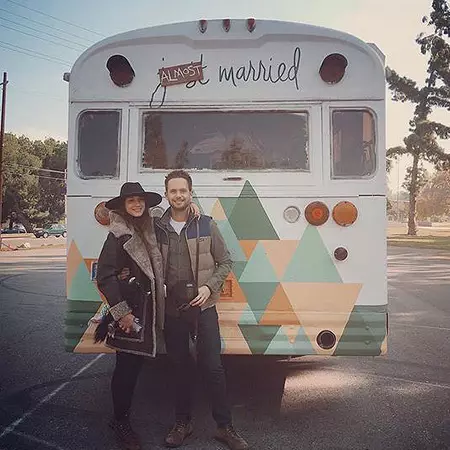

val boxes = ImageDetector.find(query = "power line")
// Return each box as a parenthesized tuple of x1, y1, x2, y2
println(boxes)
(9, 86, 65, 102)
(0, 6, 95, 45)
(4, 163, 66, 175)
(0, 40, 72, 65)
(0, 16, 87, 50)
(4, 0, 106, 38)
(1, 22, 85, 52)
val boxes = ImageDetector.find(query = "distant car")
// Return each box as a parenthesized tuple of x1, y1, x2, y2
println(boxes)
(34, 224, 67, 238)
(1, 224, 26, 234)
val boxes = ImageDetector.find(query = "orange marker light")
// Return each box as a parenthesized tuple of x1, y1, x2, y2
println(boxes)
(332, 201, 358, 227)
(305, 201, 329, 226)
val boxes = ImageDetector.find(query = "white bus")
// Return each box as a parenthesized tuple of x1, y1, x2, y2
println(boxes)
(64, 18, 387, 357)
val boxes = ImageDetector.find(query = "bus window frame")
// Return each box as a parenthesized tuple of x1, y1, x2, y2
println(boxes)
(136, 106, 315, 174)
(328, 106, 378, 181)
(75, 108, 123, 180)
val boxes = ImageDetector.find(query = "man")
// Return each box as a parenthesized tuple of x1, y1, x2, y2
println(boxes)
(154, 169, 249, 450)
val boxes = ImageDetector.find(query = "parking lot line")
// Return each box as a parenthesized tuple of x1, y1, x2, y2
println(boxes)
(0, 354, 104, 440)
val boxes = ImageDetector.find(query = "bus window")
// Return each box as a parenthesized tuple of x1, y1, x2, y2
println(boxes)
(331, 110, 376, 178)
(77, 110, 121, 178)
(141, 112, 309, 171)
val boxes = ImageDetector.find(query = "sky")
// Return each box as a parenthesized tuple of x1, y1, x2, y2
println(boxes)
(0, 0, 448, 192)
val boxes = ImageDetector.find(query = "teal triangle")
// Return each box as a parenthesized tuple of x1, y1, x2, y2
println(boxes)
(239, 242, 278, 282)
(228, 182, 279, 240)
(191, 190, 205, 214)
(283, 225, 342, 282)
(219, 197, 238, 220)
(239, 305, 258, 325)
(233, 261, 247, 280)
(292, 327, 315, 354)
(264, 327, 292, 355)
(239, 281, 278, 323)
(69, 263, 102, 301)
(238, 325, 281, 354)
(216, 220, 247, 262)
(264, 327, 314, 355)
(240, 180, 258, 197)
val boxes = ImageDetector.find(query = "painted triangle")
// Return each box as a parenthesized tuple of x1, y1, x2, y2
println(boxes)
(240, 242, 278, 283)
(282, 282, 362, 354)
(283, 225, 342, 282)
(239, 281, 278, 323)
(260, 284, 301, 325)
(67, 240, 83, 295)
(261, 240, 299, 281)
(239, 324, 281, 354)
(239, 240, 258, 260)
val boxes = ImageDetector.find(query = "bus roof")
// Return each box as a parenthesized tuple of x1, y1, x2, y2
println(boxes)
(67, 19, 385, 104)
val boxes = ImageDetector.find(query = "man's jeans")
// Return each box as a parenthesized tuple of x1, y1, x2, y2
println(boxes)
(164, 306, 232, 427)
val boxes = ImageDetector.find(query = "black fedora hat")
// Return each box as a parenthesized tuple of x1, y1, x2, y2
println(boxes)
(105, 182, 162, 210)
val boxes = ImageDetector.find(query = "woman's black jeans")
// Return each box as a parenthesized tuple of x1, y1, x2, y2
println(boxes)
(111, 351, 144, 420)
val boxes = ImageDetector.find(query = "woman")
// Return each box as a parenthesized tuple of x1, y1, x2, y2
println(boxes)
(96, 181, 165, 450)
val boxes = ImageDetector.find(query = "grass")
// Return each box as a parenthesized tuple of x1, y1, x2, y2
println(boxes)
(387, 223, 450, 251)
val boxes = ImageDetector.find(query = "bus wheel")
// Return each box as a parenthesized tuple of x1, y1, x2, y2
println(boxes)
(43, 232, 49, 238)
(62, 232, 67, 238)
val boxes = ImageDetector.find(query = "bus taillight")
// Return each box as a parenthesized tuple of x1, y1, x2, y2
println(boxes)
(106, 55, 135, 87)
(305, 201, 329, 226)
(332, 201, 358, 226)
(317, 330, 336, 350)
(223, 19, 231, 32)
(319, 53, 347, 84)
(334, 247, 348, 261)
(247, 18, 256, 32)
(199, 19, 208, 33)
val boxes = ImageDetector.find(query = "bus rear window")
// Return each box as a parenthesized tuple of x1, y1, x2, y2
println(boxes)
(77, 110, 120, 178)
(332, 110, 376, 178)
(141, 112, 309, 171)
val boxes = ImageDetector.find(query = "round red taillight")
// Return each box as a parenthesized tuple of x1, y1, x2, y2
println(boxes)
(334, 247, 348, 261)
(94, 202, 110, 226)
(305, 201, 329, 226)
(319, 53, 348, 84)
(106, 55, 135, 87)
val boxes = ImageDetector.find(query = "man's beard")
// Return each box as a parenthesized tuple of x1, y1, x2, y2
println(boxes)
(170, 200, 189, 212)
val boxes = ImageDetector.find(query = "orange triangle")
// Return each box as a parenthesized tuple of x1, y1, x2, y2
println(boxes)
(220, 272, 247, 303)
(260, 240, 299, 280)
(211, 200, 227, 220)
(67, 240, 83, 294)
(239, 240, 258, 260)
(260, 284, 300, 325)
(281, 282, 362, 355)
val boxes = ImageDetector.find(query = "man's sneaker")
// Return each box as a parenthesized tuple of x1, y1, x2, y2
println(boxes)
(215, 425, 249, 450)
(109, 417, 142, 450)
(165, 420, 194, 448)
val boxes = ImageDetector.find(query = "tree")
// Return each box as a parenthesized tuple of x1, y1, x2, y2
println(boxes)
(386, 0, 450, 235)
(416, 169, 450, 218)
(2, 133, 67, 229)
(2, 134, 41, 231)
(36, 139, 67, 225)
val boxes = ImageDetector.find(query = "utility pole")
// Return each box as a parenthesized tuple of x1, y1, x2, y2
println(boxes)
(0, 72, 8, 249)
